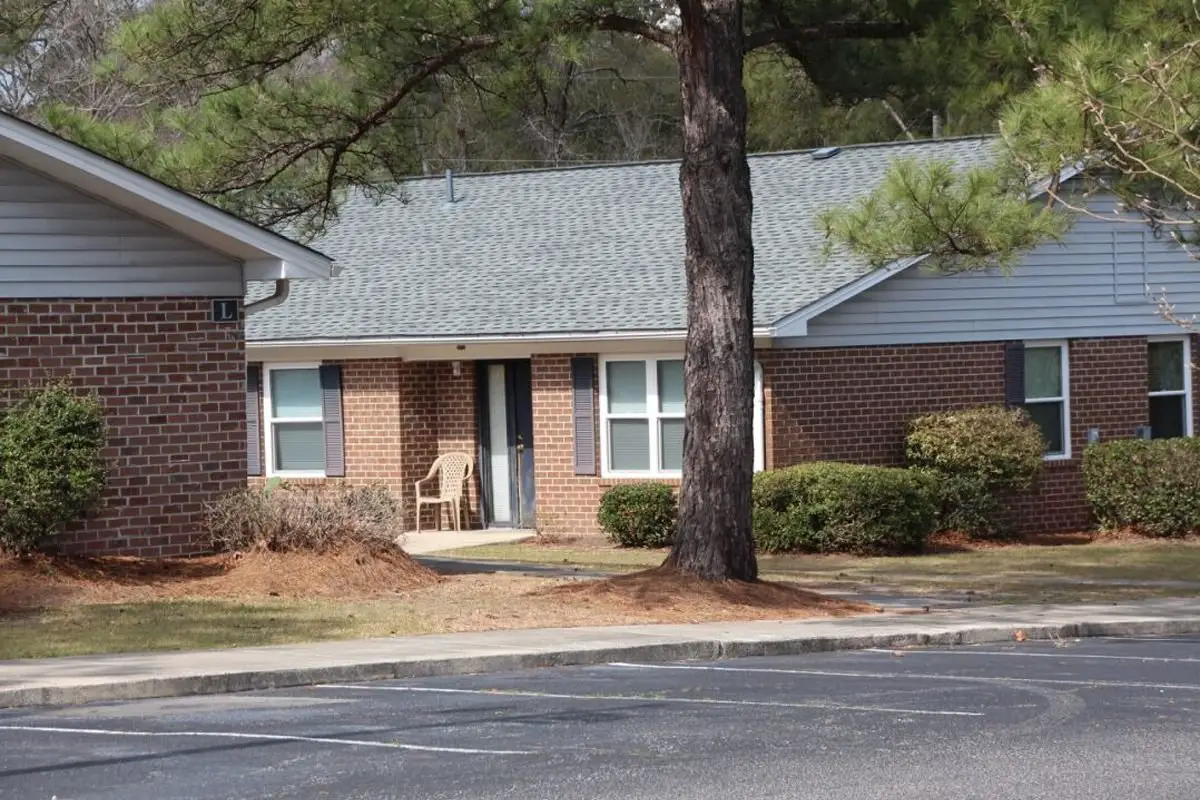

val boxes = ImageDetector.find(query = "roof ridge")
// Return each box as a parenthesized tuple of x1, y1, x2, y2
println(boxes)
(390, 134, 997, 184)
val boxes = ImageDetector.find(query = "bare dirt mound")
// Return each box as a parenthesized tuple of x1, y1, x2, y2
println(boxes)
(0, 544, 439, 612)
(536, 566, 875, 621)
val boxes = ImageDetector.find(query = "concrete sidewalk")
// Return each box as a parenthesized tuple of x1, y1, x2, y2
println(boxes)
(400, 529, 531, 555)
(4, 598, 1200, 709)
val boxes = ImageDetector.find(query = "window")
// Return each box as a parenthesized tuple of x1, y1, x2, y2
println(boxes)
(599, 356, 764, 477)
(1024, 343, 1069, 459)
(1148, 338, 1192, 439)
(264, 364, 326, 476)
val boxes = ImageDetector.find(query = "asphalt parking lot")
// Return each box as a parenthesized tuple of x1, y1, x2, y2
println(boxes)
(2, 635, 1199, 800)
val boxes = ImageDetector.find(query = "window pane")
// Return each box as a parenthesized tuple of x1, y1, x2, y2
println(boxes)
(274, 421, 325, 471)
(658, 360, 685, 414)
(660, 419, 684, 471)
(271, 369, 322, 418)
(606, 362, 647, 414)
(1149, 341, 1185, 393)
(609, 419, 650, 471)
(1025, 347, 1062, 399)
(1026, 401, 1065, 455)
(1150, 395, 1187, 439)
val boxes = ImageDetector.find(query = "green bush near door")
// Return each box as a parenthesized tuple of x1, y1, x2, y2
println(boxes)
(598, 483, 677, 548)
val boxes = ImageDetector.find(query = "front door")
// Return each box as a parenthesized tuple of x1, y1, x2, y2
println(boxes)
(476, 360, 535, 528)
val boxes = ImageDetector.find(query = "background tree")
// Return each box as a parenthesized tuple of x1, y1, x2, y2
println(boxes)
(824, 0, 1200, 300)
(22, 0, 1116, 582)
(0, 0, 151, 119)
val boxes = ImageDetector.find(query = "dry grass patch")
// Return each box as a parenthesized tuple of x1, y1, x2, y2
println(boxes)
(444, 535, 1200, 589)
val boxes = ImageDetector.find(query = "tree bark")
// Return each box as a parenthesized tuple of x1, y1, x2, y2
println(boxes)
(664, 0, 758, 582)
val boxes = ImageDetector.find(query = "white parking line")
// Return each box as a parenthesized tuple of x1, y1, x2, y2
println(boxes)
(863, 647, 1200, 664)
(1103, 636, 1200, 643)
(607, 662, 1200, 692)
(0, 725, 531, 755)
(318, 684, 983, 717)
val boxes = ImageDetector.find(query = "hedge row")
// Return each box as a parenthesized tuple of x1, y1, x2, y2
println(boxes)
(751, 462, 938, 555)
(597, 462, 939, 555)
(597, 405, 1049, 553)
(1083, 438, 1200, 538)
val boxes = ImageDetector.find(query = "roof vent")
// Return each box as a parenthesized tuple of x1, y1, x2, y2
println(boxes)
(811, 147, 841, 161)
(445, 168, 455, 203)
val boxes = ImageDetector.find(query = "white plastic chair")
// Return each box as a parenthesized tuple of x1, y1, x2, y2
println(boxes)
(414, 452, 474, 532)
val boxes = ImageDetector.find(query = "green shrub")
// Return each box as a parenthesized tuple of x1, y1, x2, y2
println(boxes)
(1083, 438, 1200, 537)
(597, 483, 677, 548)
(0, 382, 107, 554)
(751, 462, 938, 555)
(206, 482, 405, 553)
(906, 406, 1044, 538)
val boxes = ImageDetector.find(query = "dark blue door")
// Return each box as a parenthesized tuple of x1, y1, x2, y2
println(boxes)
(508, 359, 536, 527)
(476, 360, 536, 528)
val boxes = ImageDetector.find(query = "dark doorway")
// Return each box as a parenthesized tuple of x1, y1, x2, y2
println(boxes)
(475, 360, 536, 528)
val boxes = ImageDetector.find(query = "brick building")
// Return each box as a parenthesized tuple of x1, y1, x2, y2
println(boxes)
(242, 136, 1200, 541)
(0, 112, 331, 555)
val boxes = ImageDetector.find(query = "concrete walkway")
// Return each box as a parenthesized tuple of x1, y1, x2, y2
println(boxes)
(4, 598, 1200, 709)
(400, 528, 532, 555)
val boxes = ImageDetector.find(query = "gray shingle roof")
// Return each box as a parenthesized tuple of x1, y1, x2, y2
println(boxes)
(246, 136, 995, 342)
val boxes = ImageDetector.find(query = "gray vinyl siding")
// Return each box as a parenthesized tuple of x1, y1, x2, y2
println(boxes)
(0, 156, 242, 297)
(799, 195, 1200, 347)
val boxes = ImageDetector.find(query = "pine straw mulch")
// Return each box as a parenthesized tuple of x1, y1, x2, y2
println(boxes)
(534, 566, 875, 621)
(0, 544, 439, 613)
(0, 547, 875, 630)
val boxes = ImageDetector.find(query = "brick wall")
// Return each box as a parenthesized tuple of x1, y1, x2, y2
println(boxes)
(1, 298, 245, 556)
(763, 337, 1162, 535)
(759, 343, 1006, 468)
(532, 355, 602, 536)
(432, 361, 481, 527)
(531, 354, 686, 538)
(529, 337, 1181, 538)
(340, 359, 404, 489)
(251, 358, 480, 531)
(1013, 338, 1150, 533)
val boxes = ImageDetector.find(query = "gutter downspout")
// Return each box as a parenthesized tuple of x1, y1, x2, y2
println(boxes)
(244, 278, 290, 315)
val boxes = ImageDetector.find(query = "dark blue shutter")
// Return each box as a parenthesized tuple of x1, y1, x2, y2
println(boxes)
(246, 364, 263, 477)
(1004, 342, 1026, 408)
(571, 357, 597, 475)
(319, 364, 346, 477)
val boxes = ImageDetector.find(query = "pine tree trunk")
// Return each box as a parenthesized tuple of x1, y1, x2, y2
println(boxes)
(664, 0, 758, 582)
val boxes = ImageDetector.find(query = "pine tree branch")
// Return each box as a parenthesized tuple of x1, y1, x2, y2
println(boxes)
(744, 19, 914, 53)
(588, 14, 674, 48)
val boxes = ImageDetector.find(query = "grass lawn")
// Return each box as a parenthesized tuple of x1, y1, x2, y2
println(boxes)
(441, 538, 1200, 599)
(0, 598, 437, 660)
(0, 568, 861, 660)
(5, 537, 1200, 661)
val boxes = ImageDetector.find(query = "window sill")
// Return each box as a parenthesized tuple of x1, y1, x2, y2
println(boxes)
(267, 471, 329, 479)
(602, 471, 682, 481)
(1041, 454, 1075, 466)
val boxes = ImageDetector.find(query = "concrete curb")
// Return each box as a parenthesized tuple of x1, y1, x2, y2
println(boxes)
(5, 615, 1200, 709)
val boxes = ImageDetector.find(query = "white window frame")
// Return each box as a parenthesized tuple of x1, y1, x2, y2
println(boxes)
(1148, 336, 1193, 438)
(599, 355, 765, 478)
(262, 362, 326, 478)
(1024, 341, 1071, 461)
